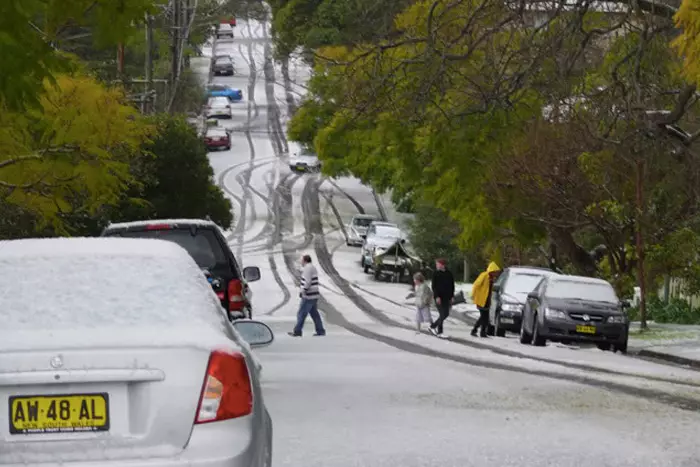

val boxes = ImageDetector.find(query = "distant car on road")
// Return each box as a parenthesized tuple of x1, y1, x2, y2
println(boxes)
(520, 274, 630, 352)
(208, 83, 243, 101)
(213, 56, 234, 76)
(221, 16, 237, 26)
(206, 96, 233, 119)
(0, 237, 273, 466)
(204, 127, 231, 151)
(102, 219, 260, 320)
(360, 221, 403, 272)
(288, 150, 321, 173)
(487, 266, 560, 336)
(346, 214, 377, 246)
(216, 22, 234, 39)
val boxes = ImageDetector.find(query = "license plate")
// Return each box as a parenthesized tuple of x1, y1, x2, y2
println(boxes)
(296, 164, 305, 170)
(500, 318, 514, 324)
(9, 393, 110, 434)
(576, 325, 596, 334)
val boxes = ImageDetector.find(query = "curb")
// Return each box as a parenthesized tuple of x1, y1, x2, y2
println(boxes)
(635, 349, 700, 369)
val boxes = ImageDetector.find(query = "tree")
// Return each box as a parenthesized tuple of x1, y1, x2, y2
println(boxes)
(0, 73, 152, 232)
(125, 115, 233, 229)
(0, 0, 165, 109)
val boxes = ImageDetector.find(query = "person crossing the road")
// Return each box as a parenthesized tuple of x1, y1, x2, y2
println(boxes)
(429, 259, 455, 338)
(413, 272, 433, 334)
(470, 262, 502, 337)
(289, 254, 326, 337)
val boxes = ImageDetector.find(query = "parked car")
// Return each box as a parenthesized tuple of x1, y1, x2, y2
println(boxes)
(520, 274, 631, 352)
(213, 56, 234, 76)
(208, 83, 243, 101)
(101, 219, 260, 320)
(346, 214, 377, 246)
(487, 266, 559, 336)
(206, 96, 233, 119)
(288, 150, 321, 173)
(0, 237, 273, 466)
(216, 22, 234, 39)
(204, 127, 231, 151)
(360, 221, 403, 272)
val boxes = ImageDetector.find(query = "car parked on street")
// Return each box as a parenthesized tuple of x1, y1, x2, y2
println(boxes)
(208, 83, 243, 101)
(360, 221, 403, 272)
(204, 127, 231, 151)
(288, 150, 321, 173)
(206, 96, 233, 119)
(101, 219, 260, 320)
(487, 266, 560, 336)
(520, 274, 630, 352)
(213, 56, 234, 76)
(0, 237, 273, 467)
(216, 22, 234, 39)
(346, 214, 377, 246)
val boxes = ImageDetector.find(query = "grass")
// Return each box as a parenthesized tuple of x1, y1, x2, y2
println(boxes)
(628, 327, 700, 341)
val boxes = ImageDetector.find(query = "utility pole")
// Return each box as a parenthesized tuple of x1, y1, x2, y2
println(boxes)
(171, 0, 181, 87)
(144, 13, 154, 113)
(635, 159, 648, 330)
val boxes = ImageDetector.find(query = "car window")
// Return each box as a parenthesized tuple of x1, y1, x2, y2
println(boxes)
(107, 229, 229, 270)
(209, 84, 226, 91)
(375, 226, 401, 238)
(546, 280, 618, 303)
(215, 58, 231, 65)
(209, 97, 229, 106)
(353, 217, 374, 227)
(505, 273, 547, 295)
(207, 129, 227, 137)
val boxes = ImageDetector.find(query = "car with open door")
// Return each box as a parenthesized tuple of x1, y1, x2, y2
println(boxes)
(487, 266, 559, 336)
(0, 237, 273, 467)
(101, 219, 260, 320)
(520, 274, 630, 352)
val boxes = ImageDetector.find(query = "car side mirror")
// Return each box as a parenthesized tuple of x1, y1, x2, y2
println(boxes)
(232, 320, 274, 348)
(243, 266, 261, 282)
(492, 283, 501, 293)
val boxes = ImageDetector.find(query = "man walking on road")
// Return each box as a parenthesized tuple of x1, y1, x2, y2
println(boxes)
(470, 262, 501, 337)
(289, 254, 326, 337)
(429, 259, 455, 338)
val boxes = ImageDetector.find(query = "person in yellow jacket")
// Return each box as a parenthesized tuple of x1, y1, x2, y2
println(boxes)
(470, 262, 501, 337)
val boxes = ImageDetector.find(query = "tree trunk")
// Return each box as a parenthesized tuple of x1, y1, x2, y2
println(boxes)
(636, 160, 648, 330)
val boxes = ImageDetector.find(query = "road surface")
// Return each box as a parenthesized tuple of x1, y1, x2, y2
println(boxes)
(194, 17, 700, 467)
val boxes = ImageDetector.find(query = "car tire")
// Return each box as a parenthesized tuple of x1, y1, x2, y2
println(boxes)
(495, 314, 506, 337)
(613, 339, 628, 354)
(532, 316, 546, 347)
(226, 145, 231, 150)
(519, 319, 533, 344)
(596, 343, 611, 351)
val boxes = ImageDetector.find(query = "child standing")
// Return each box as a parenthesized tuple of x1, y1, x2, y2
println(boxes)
(413, 272, 433, 334)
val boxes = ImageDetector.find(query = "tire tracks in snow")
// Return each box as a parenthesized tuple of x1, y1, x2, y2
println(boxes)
(299, 175, 700, 412)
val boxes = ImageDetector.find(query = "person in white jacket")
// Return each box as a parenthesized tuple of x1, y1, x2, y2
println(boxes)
(289, 255, 326, 337)
(413, 272, 433, 334)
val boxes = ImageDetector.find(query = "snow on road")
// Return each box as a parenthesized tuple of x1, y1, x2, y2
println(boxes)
(194, 17, 700, 467)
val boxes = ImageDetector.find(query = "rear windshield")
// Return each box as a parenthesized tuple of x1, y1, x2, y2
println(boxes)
(376, 226, 401, 238)
(546, 280, 618, 303)
(106, 228, 229, 271)
(353, 218, 374, 227)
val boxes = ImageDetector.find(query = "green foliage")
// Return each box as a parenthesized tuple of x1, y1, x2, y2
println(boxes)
(135, 115, 234, 229)
(628, 297, 700, 325)
(0, 0, 164, 109)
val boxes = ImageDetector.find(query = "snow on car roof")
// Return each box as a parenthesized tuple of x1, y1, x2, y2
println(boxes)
(106, 218, 219, 230)
(0, 238, 225, 334)
(550, 275, 610, 285)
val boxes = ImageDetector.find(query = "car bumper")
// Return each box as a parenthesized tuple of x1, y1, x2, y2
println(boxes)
(541, 320, 628, 343)
(206, 140, 229, 148)
(1, 415, 268, 467)
(347, 236, 363, 246)
(207, 111, 231, 118)
(214, 69, 234, 75)
(289, 164, 318, 173)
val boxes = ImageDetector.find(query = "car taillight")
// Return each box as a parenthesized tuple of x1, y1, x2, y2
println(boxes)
(228, 279, 244, 311)
(195, 349, 252, 424)
(146, 223, 171, 230)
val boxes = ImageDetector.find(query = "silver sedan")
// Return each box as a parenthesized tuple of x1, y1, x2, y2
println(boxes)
(0, 237, 273, 467)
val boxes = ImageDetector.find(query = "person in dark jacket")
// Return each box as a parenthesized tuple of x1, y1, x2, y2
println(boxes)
(429, 259, 455, 338)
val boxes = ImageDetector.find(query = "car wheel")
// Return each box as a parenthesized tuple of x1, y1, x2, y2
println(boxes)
(596, 343, 611, 351)
(613, 339, 628, 354)
(495, 314, 506, 337)
(519, 318, 532, 344)
(532, 316, 546, 347)
(373, 268, 381, 280)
